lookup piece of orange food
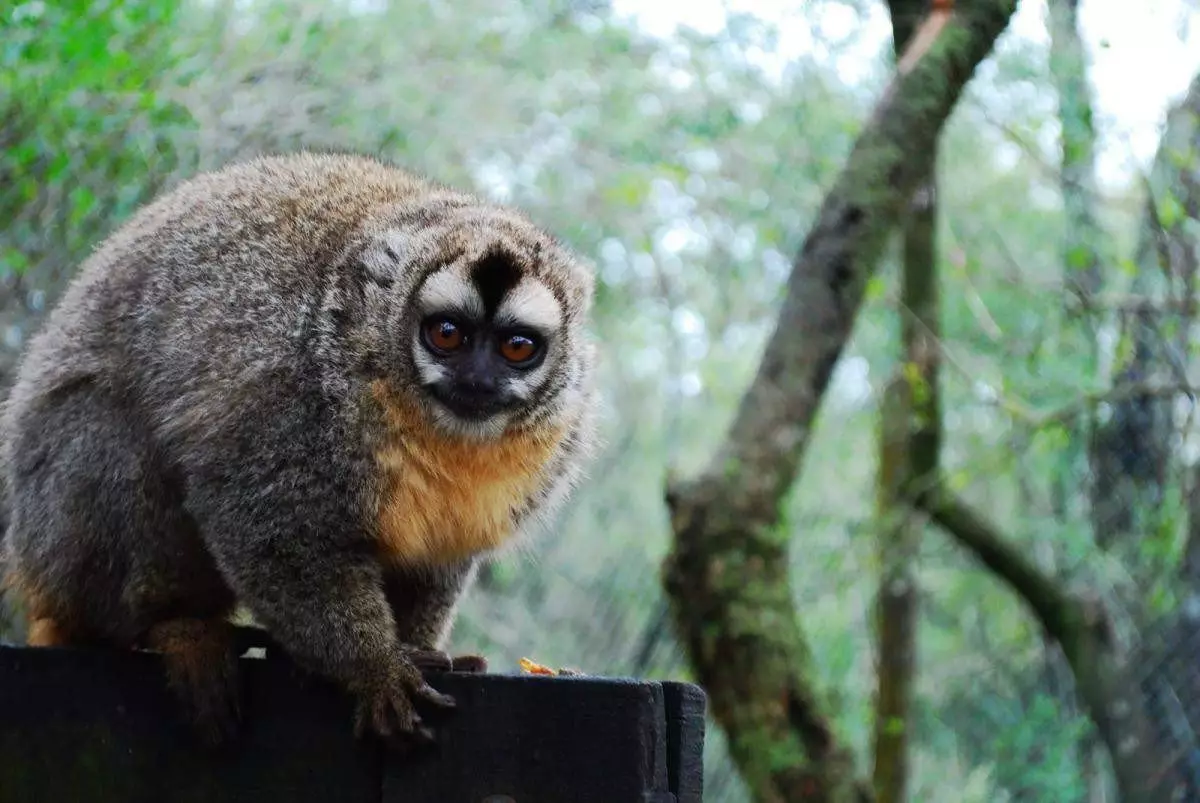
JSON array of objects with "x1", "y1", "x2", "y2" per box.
[
  {"x1": 519, "y1": 657, "x2": 586, "y2": 676},
  {"x1": 519, "y1": 657, "x2": 558, "y2": 675}
]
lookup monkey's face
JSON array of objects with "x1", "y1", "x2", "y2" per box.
[
  {"x1": 413, "y1": 271, "x2": 549, "y2": 421},
  {"x1": 401, "y1": 240, "x2": 590, "y2": 438}
]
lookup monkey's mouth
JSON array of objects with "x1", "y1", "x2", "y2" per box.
[{"x1": 428, "y1": 383, "x2": 515, "y2": 420}]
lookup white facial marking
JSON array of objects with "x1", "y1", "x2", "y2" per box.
[
  {"x1": 505, "y1": 374, "x2": 541, "y2": 402},
  {"x1": 495, "y1": 279, "x2": 561, "y2": 331},
  {"x1": 430, "y1": 403, "x2": 510, "y2": 441},
  {"x1": 411, "y1": 342, "x2": 447, "y2": 386},
  {"x1": 417, "y1": 267, "x2": 484, "y2": 318}
]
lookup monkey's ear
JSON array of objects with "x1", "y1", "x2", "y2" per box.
[{"x1": 356, "y1": 232, "x2": 409, "y2": 288}]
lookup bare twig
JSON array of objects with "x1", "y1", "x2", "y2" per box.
[{"x1": 1000, "y1": 379, "x2": 1197, "y2": 430}]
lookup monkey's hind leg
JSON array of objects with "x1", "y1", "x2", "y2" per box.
[
  {"x1": 4, "y1": 380, "x2": 240, "y2": 746},
  {"x1": 144, "y1": 617, "x2": 241, "y2": 748}
]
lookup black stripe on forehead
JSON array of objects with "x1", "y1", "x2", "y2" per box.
[{"x1": 470, "y1": 249, "x2": 523, "y2": 318}]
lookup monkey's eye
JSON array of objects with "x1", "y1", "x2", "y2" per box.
[
  {"x1": 423, "y1": 318, "x2": 466, "y2": 353},
  {"x1": 499, "y1": 333, "x2": 541, "y2": 365}
]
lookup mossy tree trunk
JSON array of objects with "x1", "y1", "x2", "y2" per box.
[
  {"x1": 870, "y1": 377, "x2": 922, "y2": 803},
  {"x1": 661, "y1": 2, "x2": 1018, "y2": 800},
  {"x1": 870, "y1": 3, "x2": 942, "y2": 802}
]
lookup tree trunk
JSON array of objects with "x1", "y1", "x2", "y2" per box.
[
  {"x1": 661, "y1": 2, "x2": 1018, "y2": 800},
  {"x1": 1091, "y1": 66, "x2": 1200, "y2": 560},
  {"x1": 1048, "y1": 0, "x2": 1105, "y2": 308},
  {"x1": 871, "y1": 4, "x2": 942, "y2": 802},
  {"x1": 1045, "y1": 4, "x2": 1116, "y2": 797},
  {"x1": 871, "y1": 378, "x2": 921, "y2": 803}
]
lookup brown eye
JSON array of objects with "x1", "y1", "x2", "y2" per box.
[
  {"x1": 499, "y1": 334, "x2": 539, "y2": 364},
  {"x1": 424, "y1": 318, "x2": 464, "y2": 352}
]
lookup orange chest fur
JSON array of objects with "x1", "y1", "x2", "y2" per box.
[{"x1": 370, "y1": 384, "x2": 564, "y2": 568}]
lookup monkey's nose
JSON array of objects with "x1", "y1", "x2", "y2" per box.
[
  {"x1": 454, "y1": 374, "x2": 499, "y2": 398},
  {"x1": 441, "y1": 374, "x2": 505, "y2": 418}
]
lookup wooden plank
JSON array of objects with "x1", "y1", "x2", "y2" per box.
[
  {"x1": 661, "y1": 681, "x2": 707, "y2": 803},
  {"x1": 382, "y1": 675, "x2": 669, "y2": 803},
  {"x1": 0, "y1": 640, "x2": 706, "y2": 803},
  {"x1": 0, "y1": 644, "x2": 378, "y2": 803}
]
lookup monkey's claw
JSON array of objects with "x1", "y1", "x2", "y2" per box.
[
  {"x1": 354, "y1": 653, "x2": 458, "y2": 751},
  {"x1": 353, "y1": 691, "x2": 435, "y2": 751}
]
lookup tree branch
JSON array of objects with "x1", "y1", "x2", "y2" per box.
[
  {"x1": 921, "y1": 487, "x2": 1074, "y2": 639},
  {"x1": 662, "y1": 1, "x2": 1019, "y2": 800},
  {"x1": 1000, "y1": 378, "x2": 1198, "y2": 430},
  {"x1": 701, "y1": 0, "x2": 1017, "y2": 514},
  {"x1": 914, "y1": 483, "x2": 1174, "y2": 801}
]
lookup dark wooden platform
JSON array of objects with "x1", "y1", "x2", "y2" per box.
[{"x1": 0, "y1": 638, "x2": 705, "y2": 803}]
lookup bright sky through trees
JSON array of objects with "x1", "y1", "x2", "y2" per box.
[{"x1": 613, "y1": 0, "x2": 1200, "y2": 187}]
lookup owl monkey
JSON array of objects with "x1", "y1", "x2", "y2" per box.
[{"x1": 0, "y1": 152, "x2": 599, "y2": 747}]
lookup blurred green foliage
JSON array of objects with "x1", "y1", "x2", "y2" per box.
[
  {"x1": 3, "y1": 1, "x2": 1199, "y2": 800},
  {"x1": 1, "y1": 0, "x2": 193, "y2": 262}
]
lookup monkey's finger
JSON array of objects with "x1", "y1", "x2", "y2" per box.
[
  {"x1": 395, "y1": 659, "x2": 457, "y2": 711},
  {"x1": 374, "y1": 714, "x2": 392, "y2": 738},
  {"x1": 411, "y1": 681, "x2": 457, "y2": 711},
  {"x1": 382, "y1": 693, "x2": 437, "y2": 751},
  {"x1": 389, "y1": 705, "x2": 434, "y2": 745},
  {"x1": 354, "y1": 698, "x2": 387, "y2": 740}
]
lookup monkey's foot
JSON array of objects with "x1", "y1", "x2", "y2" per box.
[
  {"x1": 26, "y1": 617, "x2": 71, "y2": 647},
  {"x1": 405, "y1": 648, "x2": 488, "y2": 674},
  {"x1": 145, "y1": 618, "x2": 242, "y2": 749},
  {"x1": 449, "y1": 653, "x2": 488, "y2": 673},
  {"x1": 353, "y1": 653, "x2": 458, "y2": 752}
]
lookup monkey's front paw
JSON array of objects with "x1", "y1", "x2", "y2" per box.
[{"x1": 352, "y1": 656, "x2": 457, "y2": 750}]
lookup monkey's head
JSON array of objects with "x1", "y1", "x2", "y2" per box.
[{"x1": 350, "y1": 199, "x2": 596, "y2": 440}]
